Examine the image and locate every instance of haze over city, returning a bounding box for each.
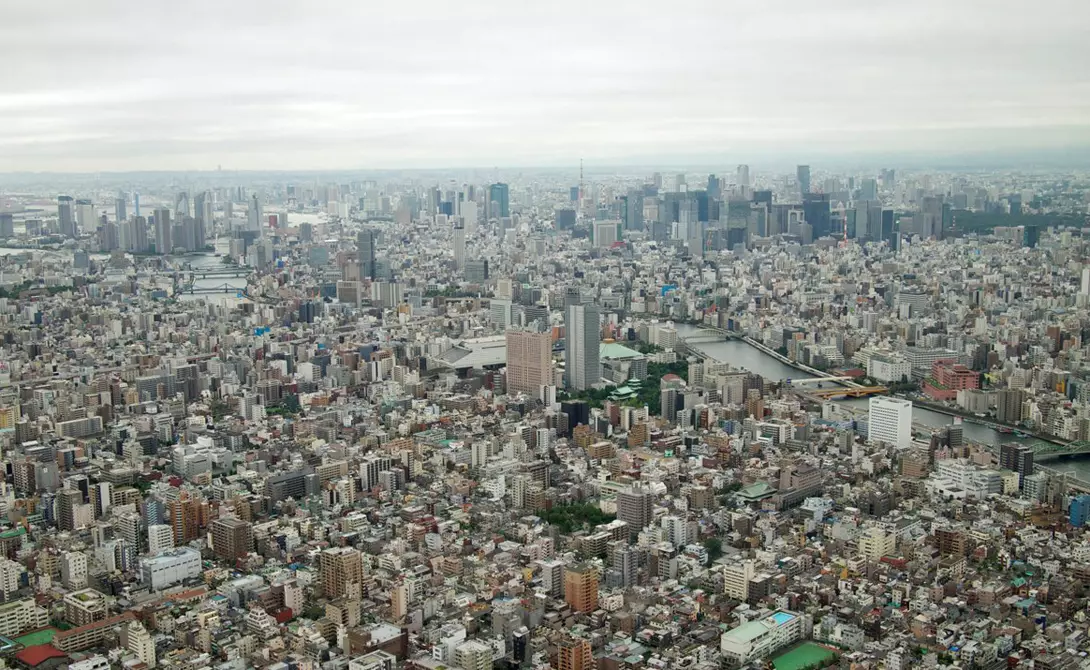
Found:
[3,0,1090,172]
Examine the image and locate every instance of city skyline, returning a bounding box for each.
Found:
[3,0,1089,172]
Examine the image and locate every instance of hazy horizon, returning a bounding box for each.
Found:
[4,0,1089,173]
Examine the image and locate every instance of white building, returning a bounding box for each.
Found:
[61,551,89,590]
[868,397,912,449]
[148,524,174,554]
[140,547,202,591]
[0,599,49,637]
[720,610,804,667]
[867,354,912,383]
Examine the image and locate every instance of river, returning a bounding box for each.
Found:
[673,323,1090,480]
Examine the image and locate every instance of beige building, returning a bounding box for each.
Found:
[505,327,553,396]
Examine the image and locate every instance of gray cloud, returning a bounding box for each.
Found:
[2,0,1089,171]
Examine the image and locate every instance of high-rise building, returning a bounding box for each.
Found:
[557,637,594,670]
[737,164,751,189]
[115,196,127,224]
[357,229,377,280]
[1070,495,1090,527]
[616,484,652,537]
[505,327,553,397]
[153,208,172,255]
[489,183,510,218]
[796,165,811,198]
[210,517,253,562]
[168,493,203,545]
[564,301,600,391]
[56,488,84,532]
[1023,224,1039,248]
[803,193,831,238]
[57,196,75,237]
[860,178,878,201]
[563,564,598,613]
[319,547,362,599]
[452,220,465,269]
[122,621,156,668]
[1000,443,1034,489]
[868,397,912,449]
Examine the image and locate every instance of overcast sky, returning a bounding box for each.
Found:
[2,0,1089,172]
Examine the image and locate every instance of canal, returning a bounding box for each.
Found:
[674,324,1090,480]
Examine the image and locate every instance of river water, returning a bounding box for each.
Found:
[674,324,1090,480]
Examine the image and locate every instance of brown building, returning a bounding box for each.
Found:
[320,547,363,599]
[935,528,968,556]
[169,493,206,545]
[211,517,253,562]
[557,636,594,670]
[506,327,553,396]
[564,564,598,613]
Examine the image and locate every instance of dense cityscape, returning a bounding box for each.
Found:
[0,162,1085,670]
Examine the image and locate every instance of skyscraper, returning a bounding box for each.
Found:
[357,229,377,280]
[565,301,600,391]
[563,564,598,612]
[737,164,751,189]
[803,193,831,238]
[115,196,127,224]
[57,195,75,237]
[868,397,912,449]
[505,326,553,397]
[489,183,510,218]
[452,220,465,269]
[153,208,172,255]
[796,165,811,198]
[175,192,190,218]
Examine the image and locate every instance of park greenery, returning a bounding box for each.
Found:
[535,502,615,533]
[948,209,1087,234]
[557,359,689,415]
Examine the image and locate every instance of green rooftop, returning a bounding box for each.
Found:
[599,343,643,360]
[14,628,58,648]
[773,642,838,670]
[736,482,778,502]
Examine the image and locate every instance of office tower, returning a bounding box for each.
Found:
[148,524,173,554]
[622,190,643,231]
[1000,443,1034,489]
[617,485,652,536]
[1023,225,1039,248]
[248,193,263,231]
[1009,193,1022,215]
[707,174,721,199]
[0,214,13,238]
[565,301,600,390]
[796,165,811,198]
[860,178,878,201]
[211,517,253,561]
[153,208,171,254]
[593,220,619,248]
[611,543,638,587]
[737,164,751,189]
[452,220,465,269]
[133,192,141,217]
[557,637,593,670]
[505,327,553,397]
[881,209,895,245]
[1069,495,1090,527]
[660,387,679,423]
[555,207,576,230]
[489,183,510,218]
[319,547,363,599]
[194,191,212,244]
[115,196,127,223]
[357,229,377,280]
[803,193,831,238]
[57,196,75,237]
[868,397,912,449]
[563,564,598,612]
